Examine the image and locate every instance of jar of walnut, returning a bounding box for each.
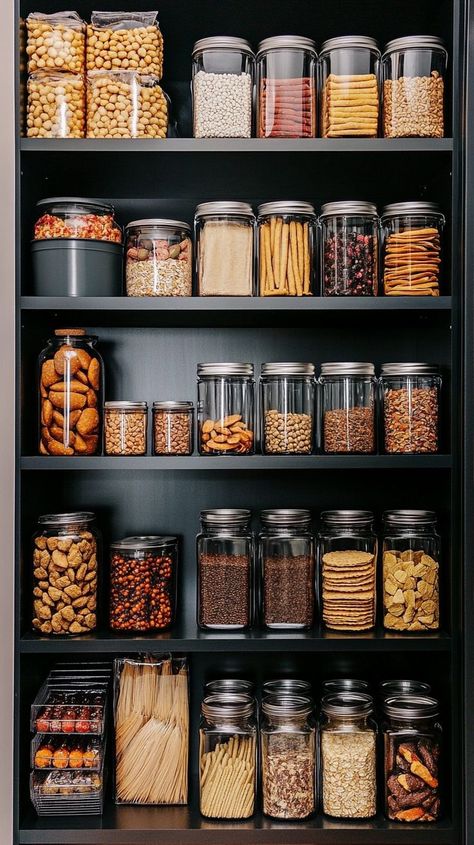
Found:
[32,512,99,636]
[27,72,85,138]
[153,401,194,455]
[26,12,86,74]
[86,71,168,138]
[105,401,148,456]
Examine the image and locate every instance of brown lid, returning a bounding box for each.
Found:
[54,328,86,337]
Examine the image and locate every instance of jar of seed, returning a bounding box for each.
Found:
[320,362,376,453]
[153,401,194,455]
[104,401,148,456]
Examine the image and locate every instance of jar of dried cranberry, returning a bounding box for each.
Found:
[109,535,177,632]
[319,201,379,296]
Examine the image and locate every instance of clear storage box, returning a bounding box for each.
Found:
[86,71,168,138]
[27,72,85,138]
[26,11,86,74]
[86,11,163,78]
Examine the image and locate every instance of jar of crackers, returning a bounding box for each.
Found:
[381,202,444,296]
[319,36,381,138]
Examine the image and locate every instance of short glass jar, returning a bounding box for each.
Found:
[104,401,147,456]
[319,201,379,296]
[320,362,376,453]
[33,197,122,243]
[32,512,99,636]
[192,37,254,138]
[109,535,178,632]
[263,679,312,697]
[256,36,317,138]
[195,202,255,296]
[381,202,444,296]
[318,510,377,632]
[197,509,253,629]
[379,679,432,700]
[319,36,380,138]
[380,363,441,453]
[383,695,441,822]
[257,202,316,297]
[260,362,315,454]
[259,509,314,629]
[382,510,440,633]
[197,363,255,455]
[322,679,370,695]
[382,37,447,138]
[153,401,194,455]
[320,693,377,819]
[125,219,192,297]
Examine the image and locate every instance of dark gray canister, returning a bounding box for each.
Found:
[32,239,123,296]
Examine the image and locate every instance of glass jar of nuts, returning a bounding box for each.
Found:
[153,401,194,455]
[320,362,376,453]
[380,363,441,453]
[197,363,255,455]
[260,363,315,454]
[104,401,148,456]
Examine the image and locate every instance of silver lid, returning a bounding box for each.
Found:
[383,36,447,57]
[201,692,255,720]
[197,362,254,377]
[261,362,315,377]
[263,679,312,695]
[257,201,316,217]
[322,692,374,717]
[205,679,255,694]
[380,363,440,376]
[321,510,374,526]
[320,35,380,55]
[383,695,440,720]
[192,36,254,58]
[262,694,313,718]
[153,400,193,410]
[104,401,147,410]
[201,508,251,526]
[381,201,443,220]
[125,218,191,232]
[36,197,115,214]
[320,362,375,376]
[38,511,96,526]
[257,35,317,57]
[260,508,311,526]
[110,535,177,550]
[382,509,437,526]
[322,679,370,694]
[379,680,432,698]
[319,201,378,218]
[195,201,254,220]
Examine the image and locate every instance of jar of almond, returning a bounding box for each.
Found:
[104,402,148,456]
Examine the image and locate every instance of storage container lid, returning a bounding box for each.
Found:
[104,401,147,410]
[257,35,317,57]
[201,508,251,526]
[320,35,380,55]
[319,201,378,218]
[261,362,315,376]
[205,679,255,694]
[36,197,115,214]
[380,362,440,376]
[197,362,254,377]
[153,400,193,410]
[320,509,374,525]
[322,678,370,693]
[125,219,191,232]
[201,693,255,720]
[263,679,312,695]
[383,36,447,57]
[262,694,313,718]
[195,201,254,219]
[110,535,177,550]
[192,36,254,57]
[379,680,432,698]
[260,508,311,526]
[381,201,443,219]
[257,201,316,217]
[38,512,96,526]
[322,692,374,717]
[54,328,87,337]
[320,362,375,376]
[383,695,440,719]
[382,509,437,526]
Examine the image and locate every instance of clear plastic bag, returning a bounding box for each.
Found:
[86,71,168,138]
[26,12,86,74]
[27,72,85,138]
[87,11,163,78]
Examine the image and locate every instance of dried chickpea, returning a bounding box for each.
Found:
[86,71,168,139]
[27,73,85,139]
[87,22,163,78]
[26,13,86,74]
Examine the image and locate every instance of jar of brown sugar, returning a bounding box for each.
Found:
[153,401,194,455]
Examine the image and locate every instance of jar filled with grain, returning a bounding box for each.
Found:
[381,202,444,296]
[319,362,376,453]
[197,363,255,454]
[319,36,380,138]
[260,363,315,454]
[319,201,379,296]
[380,363,441,453]
[256,36,318,138]
[104,401,148,456]
[257,202,316,296]
[125,219,192,297]
[382,37,447,138]
[379,679,432,702]
[195,202,255,296]
[153,401,194,455]
[192,37,254,138]
[320,692,377,818]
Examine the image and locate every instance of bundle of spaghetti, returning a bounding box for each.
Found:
[200,734,256,819]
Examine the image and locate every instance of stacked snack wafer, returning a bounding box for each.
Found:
[322,73,378,137]
[200,734,256,818]
[259,217,311,296]
[322,550,376,631]
[259,77,315,138]
[383,227,441,296]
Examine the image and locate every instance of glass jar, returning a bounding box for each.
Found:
[256,36,317,138]
[153,401,194,455]
[319,201,379,296]
[383,695,441,822]
[382,510,439,633]
[195,202,255,296]
[320,362,376,453]
[259,509,314,629]
[263,679,312,697]
[380,363,441,453]
[260,363,315,454]
[26,11,86,74]
[38,328,103,456]
[27,72,85,138]
[261,695,316,819]
[197,509,253,629]
[382,37,447,138]
[257,202,316,297]
[381,202,444,296]
[318,510,377,632]
[33,197,122,243]
[319,36,380,138]
[322,679,370,695]
[86,71,168,139]
[199,693,257,818]
[192,37,254,138]
[197,363,255,455]
[379,680,432,701]
[104,401,147,456]
[320,693,377,818]
[32,512,99,635]
[125,219,192,297]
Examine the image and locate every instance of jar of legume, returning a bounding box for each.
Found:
[192,37,254,138]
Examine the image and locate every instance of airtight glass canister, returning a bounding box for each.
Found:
[320,362,376,453]
[257,202,316,296]
[380,363,441,453]
[260,363,315,454]
[195,202,255,296]
[125,219,192,297]
[381,202,444,296]
[197,363,255,454]
[192,37,254,138]
[319,201,379,296]
[382,37,447,138]
[256,36,317,138]
[319,36,380,138]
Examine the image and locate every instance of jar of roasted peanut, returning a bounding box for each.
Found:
[320,362,376,453]
[153,401,194,455]
[382,37,447,138]
[261,363,315,454]
[86,11,163,78]
[380,363,441,453]
[197,363,255,455]
[104,402,148,456]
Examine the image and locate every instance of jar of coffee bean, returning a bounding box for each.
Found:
[153,401,194,455]
[320,362,376,454]
[319,201,379,296]
[260,363,315,454]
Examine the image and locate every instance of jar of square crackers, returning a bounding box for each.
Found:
[380,363,441,453]
[319,36,380,138]
[382,510,440,633]
[382,37,447,138]
[381,202,444,296]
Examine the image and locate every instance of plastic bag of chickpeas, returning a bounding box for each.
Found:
[26,11,86,74]
[87,11,164,78]
[27,72,85,138]
[86,70,168,138]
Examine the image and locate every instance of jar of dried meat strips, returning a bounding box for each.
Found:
[380,363,441,453]
[319,36,380,138]
[256,36,317,138]
[195,202,255,296]
[319,201,379,296]
[257,202,316,296]
[382,37,447,138]
[381,202,444,296]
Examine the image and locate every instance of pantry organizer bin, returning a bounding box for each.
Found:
[197,362,255,454]
[319,201,379,296]
[256,36,317,138]
[195,202,255,296]
[320,362,376,453]
[257,202,316,296]
[380,363,441,453]
[125,219,192,297]
[319,36,380,138]
[260,362,315,453]
[192,37,254,138]
[381,202,445,296]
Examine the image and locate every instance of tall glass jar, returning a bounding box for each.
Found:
[195,202,255,297]
[320,692,377,818]
[259,509,314,629]
[260,362,315,454]
[197,363,255,455]
[38,328,103,456]
[199,693,257,818]
[125,219,192,297]
[261,695,316,819]
[256,36,317,138]
[197,509,253,629]
[382,37,447,138]
[257,202,316,297]
[192,37,254,138]
[379,680,432,700]
[319,201,379,296]
[319,36,380,138]
[380,363,441,453]
[322,679,370,695]
[32,512,99,635]
[381,202,444,296]
[320,362,376,453]
[382,510,440,633]
[318,510,377,632]
[383,695,441,822]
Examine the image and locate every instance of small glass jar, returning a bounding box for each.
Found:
[322,679,370,695]
[319,202,379,296]
[32,512,99,635]
[259,509,314,629]
[379,680,432,701]
[320,693,377,818]
[197,363,255,455]
[38,328,103,456]
[195,202,255,296]
[318,510,377,632]
[260,363,315,454]
[109,535,178,632]
[153,401,194,455]
[382,510,440,633]
[199,693,257,819]
[381,202,444,296]
[383,695,441,822]
[192,37,254,138]
[382,37,447,138]
[256,36,317,138]
[261,695,316,819]
[263,679,312,697]
[104,401,147,456]
[257,202,316,297]
[33,197,122,243]
[380,363,441,453]
[320,362,376,453]
[125,219,192,297]
[197,509,253,629]
[319,36,380,138]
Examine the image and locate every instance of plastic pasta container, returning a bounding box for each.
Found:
[256,36,317,138]
[195,202,255,296]
[257,202,316,296]
[319,36,380,138]
[125,219,192,296]
[192,37,254,138]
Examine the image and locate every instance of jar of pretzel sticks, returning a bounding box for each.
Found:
[319,36,381,138]
[381,202,444,296]
[257,202,316,296]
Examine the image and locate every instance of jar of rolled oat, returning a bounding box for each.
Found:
[125,219,192,297]
[319,362,376,453]
[382,37,447,138]
[153,401,194,455]
[104,401,148,456]
[380,363,441,453]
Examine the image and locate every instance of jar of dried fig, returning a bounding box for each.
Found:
[153,401,194,455]
[104,401,148,456]
[319,362,376,453]
[380,363,441,453]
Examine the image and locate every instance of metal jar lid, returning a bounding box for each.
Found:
[383,695,440,720]
[320,35,380,56]
[263,679,312,695]
[201,508,251,526]
[261,362,315,377]
[125,218,191,232]
[104,401,147,410]
[257,35,317,57]
[262,694,313,718]
[382,509,437,526]
[320,362,375,377]
[197,362,254,377]
[205,679,255,694]
[383,36,447,57]
[380,363,440,376]
[36,197,115,214]
[202,693,255,720]
[379,680,432,699]
[322,678,370,694]
[153,400,193,410]
[320,510,374,526]
[381,201,443,220]
[321,692,374,717]
[38,512,96,526]
[192,36,254,58]
[257,201,316,217]
[110,535,177,550]
[260,509,311,527]
[319,201,378,219]
[195,202,254,220]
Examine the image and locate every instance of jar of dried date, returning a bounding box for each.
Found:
[104,402,147,456]
[153,401,193,455]
[319,201,379,296]
[109,535,177,632]
[383,695,441,822]
[320,362,376,453]
[260,363,315,454]
[380,363,441,453]
[197,363,255,455]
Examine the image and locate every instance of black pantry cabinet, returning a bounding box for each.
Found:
[13,0,474,843]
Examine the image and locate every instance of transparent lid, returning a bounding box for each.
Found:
[197,362,254,377]
[36,197,115,215]
[379,680,432,698]
[320,510,374,526]
[383,36,447,57]
[261,362,315,376]
[383,695,440,720]
[104,401,147,410]
[125,218,191,233]
[381,201,443,220]
[38,512,96,526]
[319,201,378,219]
[257,35,317,57]
[382,509,437,527]
[192,36,254,58]
[320,35,380,56]
[321,692,374,717]
[257,201,316,217]
[263,679,312,695]
[322,679,370,694]
[153,400,193,410]
[110,535,177,551]
[195,202,254,220]
[201,692,255,720]
[320,362,375,376]
[380,363,440,376]
[260,509,311,527]
[201,508,251,526]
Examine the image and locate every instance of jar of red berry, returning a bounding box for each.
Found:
[319,201,379,296]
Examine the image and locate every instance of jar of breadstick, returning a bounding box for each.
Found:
[199,693,257,819]
[319,36,381,138]
[257,202,316,296]
[256,36,317,138]
[381,202,444,296]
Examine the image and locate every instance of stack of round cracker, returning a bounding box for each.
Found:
[383,227,441,296]
[322,73,378,137]
[322,549,376,631]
